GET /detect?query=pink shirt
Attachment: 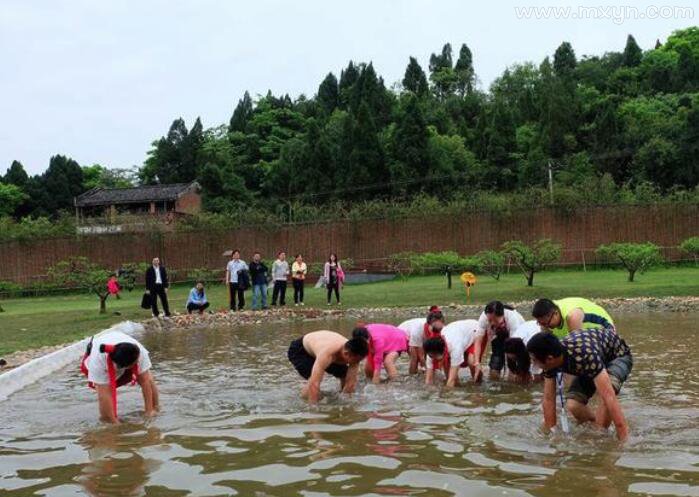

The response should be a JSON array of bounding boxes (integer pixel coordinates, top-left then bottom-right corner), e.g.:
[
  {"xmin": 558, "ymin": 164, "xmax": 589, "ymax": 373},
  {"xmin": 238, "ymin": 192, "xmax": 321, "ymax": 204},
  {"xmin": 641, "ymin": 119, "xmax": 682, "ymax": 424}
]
[{"xmin": 366, "ymin": 323, "xmax": 408, "ymax": 371}]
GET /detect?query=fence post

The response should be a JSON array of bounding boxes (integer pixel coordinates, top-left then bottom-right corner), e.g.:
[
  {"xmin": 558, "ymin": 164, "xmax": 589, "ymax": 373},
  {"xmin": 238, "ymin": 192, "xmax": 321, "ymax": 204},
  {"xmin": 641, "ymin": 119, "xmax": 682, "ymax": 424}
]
[{"xmin": 581, "ymin": 250, "xmax": 586, "ymax": 272}]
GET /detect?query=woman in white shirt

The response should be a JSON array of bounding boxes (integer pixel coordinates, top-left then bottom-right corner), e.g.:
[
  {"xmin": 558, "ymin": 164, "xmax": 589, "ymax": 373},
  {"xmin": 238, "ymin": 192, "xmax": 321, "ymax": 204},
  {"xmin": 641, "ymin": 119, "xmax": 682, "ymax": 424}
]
[
  {"xmin": 472, "ymin": 301, "xmax": 525, "ymax": 382},
  {"xmin": 398, "ymin": 306, "xmax": 445, "ymax": 374},
  {"xmin": 423, "ymin": 319, "xmax": 479, "ymax": 387},
  {"xmin": 504, "ymin": 320, "xmax": 543, "ymax": 382}
]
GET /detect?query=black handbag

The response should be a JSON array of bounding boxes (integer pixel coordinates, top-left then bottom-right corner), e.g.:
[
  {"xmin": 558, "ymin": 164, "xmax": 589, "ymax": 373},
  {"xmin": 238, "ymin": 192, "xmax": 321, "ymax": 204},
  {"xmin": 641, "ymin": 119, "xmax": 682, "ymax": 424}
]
[{"xmin": 140, "ymin": 292, "xmax": 152, "ymax": 309}]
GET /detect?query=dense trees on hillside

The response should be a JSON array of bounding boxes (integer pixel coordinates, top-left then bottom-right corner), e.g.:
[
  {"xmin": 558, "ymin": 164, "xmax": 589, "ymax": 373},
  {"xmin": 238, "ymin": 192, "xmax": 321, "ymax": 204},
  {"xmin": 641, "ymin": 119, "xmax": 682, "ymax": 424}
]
[{"xmin": 3, "ymin": 28, "xmax": 699, "ymax": 220}]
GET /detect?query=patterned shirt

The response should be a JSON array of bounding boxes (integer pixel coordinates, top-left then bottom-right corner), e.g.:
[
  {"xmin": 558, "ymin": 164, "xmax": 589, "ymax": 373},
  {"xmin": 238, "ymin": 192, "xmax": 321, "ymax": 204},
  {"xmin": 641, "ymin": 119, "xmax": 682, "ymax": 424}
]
[{"xmin": 544, "ymin": 327, "xmax": 631, "ymax": 379}]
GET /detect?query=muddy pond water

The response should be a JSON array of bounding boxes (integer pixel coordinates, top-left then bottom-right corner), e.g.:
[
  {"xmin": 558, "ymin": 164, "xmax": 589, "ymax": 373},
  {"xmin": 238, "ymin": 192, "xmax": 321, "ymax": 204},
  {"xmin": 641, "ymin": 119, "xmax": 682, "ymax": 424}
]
[{"xmin": 1, "ymin": 313, "xmax": 698, "ymax": 497}]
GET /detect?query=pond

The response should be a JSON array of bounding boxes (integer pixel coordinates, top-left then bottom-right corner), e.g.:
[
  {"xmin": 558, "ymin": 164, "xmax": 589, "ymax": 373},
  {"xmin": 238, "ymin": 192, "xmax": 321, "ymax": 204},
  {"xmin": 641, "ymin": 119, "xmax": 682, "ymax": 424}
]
[{"xmin": 1, "ymin": 313, "xmax": 698, "ymax": 497}]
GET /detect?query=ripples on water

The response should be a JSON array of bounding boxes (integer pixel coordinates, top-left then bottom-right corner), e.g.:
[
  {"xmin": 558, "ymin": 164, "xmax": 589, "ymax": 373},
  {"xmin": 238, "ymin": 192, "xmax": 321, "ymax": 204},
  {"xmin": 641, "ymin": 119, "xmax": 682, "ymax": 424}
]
[{"xmin": 1, "ymin": 314, "xmax": 698, "ymax": 496}]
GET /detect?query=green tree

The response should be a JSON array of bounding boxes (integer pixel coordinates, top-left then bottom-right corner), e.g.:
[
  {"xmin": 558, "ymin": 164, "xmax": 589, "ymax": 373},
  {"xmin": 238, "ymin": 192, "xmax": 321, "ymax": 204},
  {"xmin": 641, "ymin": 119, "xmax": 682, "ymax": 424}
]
[
  {"xmin": 4, "ymin": 160, "xmax": 28, "ymax": 187},
  {"xmin": 472, "ymin": 249, "xmax": 505, "ymax": 281},
  {"xmin": 317, "ymin": 72, "xmax": 339, "ymax": 115},
  {"xmin": 48, "ymin": 257, "xmax": 113, "ymax": 313},
  {"xmin": 429, "ymin": 43, "xmax": 457, "ymax": 99},
  {"xmin": 502, "ymin": 239, "xmax": 561, "ymax": 286},
  {"xmin": 553, "ymin": 41, "xmax": 577, "ymax": 78},
  {"xmin": 622, "ymin": 34, "xmax": 643, "ymax": 67},
  {"xmin": 402, "ymin": 56, "xmax": 429, "ymax": 96},
  {"xmin": 38, "ymin": 155, "xmax": 84, "ymax": 216},
  {"xmin": 229, "ymin": 91, "xmax": 254, "ymax": 133},
  {"xmin": 596, "ymin": 242, "xmax": 663, "ymax": 282},
  {"xmin": 454, "ymin": 43, "xmax": 475, "ymax": 96},
  {"xmin": 680, "ymin": 236, "xmax": 699, "ymax": 264},
  {"xmin": 0, "ymin": 183, "xmax": 27, "ymax": 216},
  {"xmin": 389, "ymin": 95, "xmax": 429, "ymax": 194}
]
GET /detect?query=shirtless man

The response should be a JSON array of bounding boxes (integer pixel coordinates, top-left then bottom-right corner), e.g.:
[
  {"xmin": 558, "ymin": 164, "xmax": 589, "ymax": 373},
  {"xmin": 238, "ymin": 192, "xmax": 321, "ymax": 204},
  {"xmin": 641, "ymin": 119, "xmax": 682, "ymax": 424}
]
[{"xmin": 287, "ymin": 330, "xmax": 369, "ymax": 403}]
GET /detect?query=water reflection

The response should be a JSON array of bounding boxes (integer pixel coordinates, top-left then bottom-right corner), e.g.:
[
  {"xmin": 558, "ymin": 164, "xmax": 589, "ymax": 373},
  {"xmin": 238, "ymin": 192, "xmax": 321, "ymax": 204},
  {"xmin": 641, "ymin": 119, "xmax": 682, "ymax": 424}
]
[{"xmin": 0, "ymin": 313, "xmax": 697, "ymax": 497}]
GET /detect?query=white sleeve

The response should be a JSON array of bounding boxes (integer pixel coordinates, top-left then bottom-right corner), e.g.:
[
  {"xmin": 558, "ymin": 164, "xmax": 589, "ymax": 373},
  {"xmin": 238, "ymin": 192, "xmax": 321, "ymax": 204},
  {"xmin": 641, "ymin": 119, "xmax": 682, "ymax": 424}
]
[
  {"xmin": 138, "ymin": 345, "xmax": 152, "ymax": 374},
  {"xmin": 476, "ymin": 312, "xmax": 488, "ymax": 337},
  {"xmin": 87, "ymin": 352, "xmax": 109, "ymax": 385},
  {"xmin": 509, "ymin": 311, "xmax": 526, "ymax": 332}
]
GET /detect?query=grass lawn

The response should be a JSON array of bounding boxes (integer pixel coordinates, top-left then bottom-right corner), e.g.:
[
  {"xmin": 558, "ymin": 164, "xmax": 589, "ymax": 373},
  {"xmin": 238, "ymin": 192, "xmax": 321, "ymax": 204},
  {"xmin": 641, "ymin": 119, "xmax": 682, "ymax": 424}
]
[{"xmin": 1, "ymin": 266, "xmax": 698, "ymax": 356}]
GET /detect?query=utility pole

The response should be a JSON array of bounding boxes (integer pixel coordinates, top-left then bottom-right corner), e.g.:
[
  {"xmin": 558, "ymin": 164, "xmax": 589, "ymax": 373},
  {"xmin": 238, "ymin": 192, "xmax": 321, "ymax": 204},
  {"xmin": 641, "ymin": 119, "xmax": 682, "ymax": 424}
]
[{"xmin": 547, "ymin": 160, "xmax": 554, "ymax": 205}]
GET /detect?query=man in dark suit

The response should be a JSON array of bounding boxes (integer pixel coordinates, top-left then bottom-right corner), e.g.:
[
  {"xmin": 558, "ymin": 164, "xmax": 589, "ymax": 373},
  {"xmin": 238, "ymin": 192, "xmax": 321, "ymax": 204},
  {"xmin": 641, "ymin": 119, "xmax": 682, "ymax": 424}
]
[{"xmin": 145, "ymin": 257, "xmax": 171, "ymax": 317}]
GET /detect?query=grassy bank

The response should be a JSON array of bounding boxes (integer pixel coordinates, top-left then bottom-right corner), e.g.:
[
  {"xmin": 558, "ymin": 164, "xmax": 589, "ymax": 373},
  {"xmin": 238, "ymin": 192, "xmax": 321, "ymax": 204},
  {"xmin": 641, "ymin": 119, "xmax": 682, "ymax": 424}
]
[{"xmin": 1, "ymin": 267, "xmax": 698, "ymax": 356}]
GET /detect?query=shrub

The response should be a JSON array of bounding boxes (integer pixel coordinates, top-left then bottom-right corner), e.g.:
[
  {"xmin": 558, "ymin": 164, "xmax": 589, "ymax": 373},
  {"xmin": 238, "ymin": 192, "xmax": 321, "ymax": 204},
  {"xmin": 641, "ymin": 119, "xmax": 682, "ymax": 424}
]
[
  {"xmin": 596, "ymin": 242, "xmax": 663, "ymax": 282},
  {"xmin": 680, "ymin": 236, "xmax": 699, "ymax": 263}
]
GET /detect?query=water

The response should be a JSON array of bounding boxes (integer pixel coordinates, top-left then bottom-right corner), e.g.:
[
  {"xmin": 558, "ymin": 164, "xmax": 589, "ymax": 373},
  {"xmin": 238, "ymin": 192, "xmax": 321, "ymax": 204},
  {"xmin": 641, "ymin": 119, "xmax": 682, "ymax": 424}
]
[{"xmin": 1, "ymin": 313, "xmax": 698, "ymax": 497}]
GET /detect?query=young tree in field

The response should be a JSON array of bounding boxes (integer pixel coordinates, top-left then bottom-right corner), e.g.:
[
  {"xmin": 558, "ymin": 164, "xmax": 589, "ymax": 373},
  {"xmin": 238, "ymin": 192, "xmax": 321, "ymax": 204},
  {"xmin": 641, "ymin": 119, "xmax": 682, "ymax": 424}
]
[
  {"xmin": 502, "ymin": 239, "xmax": 561, "ymax": 286},
  {"xmin": 49, "ymin": 257, "xmax": 113, "ymax": 313},
  {"xmin": 679, "ymin": 236, "xmax": 699, "ymax": 265},
  {"xmin": 472, "ymin": 250, "xmax": 505, "ymax": 281},
  {"xmin": 596, "ymin": 242, "xmax": 663, "ymax": 282}
]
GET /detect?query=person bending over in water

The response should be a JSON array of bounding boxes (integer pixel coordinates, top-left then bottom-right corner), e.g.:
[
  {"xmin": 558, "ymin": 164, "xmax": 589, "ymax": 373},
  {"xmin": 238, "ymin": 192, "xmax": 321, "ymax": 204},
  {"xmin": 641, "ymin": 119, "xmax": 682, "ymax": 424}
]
[
  {"xmin": 398, "ymin": 306, "xmax": 445, "ymax": 374},
  {"xmin": 287, "ymin": 331, "xmax": 368, "ymax": 403},
  {"xmin": 503, "ymin": 320, "xmax": 543, "ymax": 383},
  {"xmin": 527, "ymin": 327, "xmax": 632, "ymax": 441},
  {"xmin": 532, "ymin": 297, "xmax": 614, "ymax": 338},
  {"xmin": 472, "ymin": 301, "xmax": 525, "ymax": 382},
  {"xmin": 423, "ymin": 319, "xmax": 479, "ymax": 387},
  {"xmin": 80, "ymin": 330, "xmax": 159, "ymax": 424},
  {"xmin": 353, "ymin": 324, "xmax": 408, "ymax": 384}
]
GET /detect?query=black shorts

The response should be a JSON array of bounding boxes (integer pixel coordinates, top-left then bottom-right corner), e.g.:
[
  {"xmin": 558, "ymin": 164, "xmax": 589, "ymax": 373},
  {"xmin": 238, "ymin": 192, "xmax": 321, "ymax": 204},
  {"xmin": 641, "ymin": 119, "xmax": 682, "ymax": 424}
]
[
  {"xmin": 489, "ymin": 334, "xmax": 506, "ymax": 372},
  {"xmin": 287, "ymin": 338, "xmax": 348, "ymax": 379}
]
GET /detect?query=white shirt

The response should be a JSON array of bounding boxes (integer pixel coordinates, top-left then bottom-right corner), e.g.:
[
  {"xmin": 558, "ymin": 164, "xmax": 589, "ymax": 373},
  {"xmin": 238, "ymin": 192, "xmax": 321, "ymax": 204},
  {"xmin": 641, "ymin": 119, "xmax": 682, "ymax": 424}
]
[
  {"xmin": 86, "ymin": 331, "xmax": 151, "ymax": 385},
  {"xmin": 510, "ymin": 320, "xmax": 543, "ymax": 375},
  {"xmin": 226, "ymin": 259, "xmax": 248, "ymax": 283},
  {"xmin": 426, "ymin": 319, "xmax": 479, "ymax": 369},
  {"xmin": 398, "ymin": 318, "xmax": 426, "ymax": 347},
  {"xmin": 476, "ymin": 308, "xmax": 525, "ymax": 342},
  {"xmin": 153, "ymin": 266, "xmax": 162, "ymax": 285}
]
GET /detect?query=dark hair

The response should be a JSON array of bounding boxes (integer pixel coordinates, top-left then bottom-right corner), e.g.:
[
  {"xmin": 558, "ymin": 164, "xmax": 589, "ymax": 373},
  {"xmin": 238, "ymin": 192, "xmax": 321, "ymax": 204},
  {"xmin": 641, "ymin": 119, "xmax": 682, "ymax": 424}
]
[
  {"xmin": 253, "ymin": 251, "xmax": 261, "ymax": 256},
  {"xmin": 504, "ymin": 337, "xmax": 531, "ymax": 374},
  {"xmin": 352, "ymin": 326, "xmax": 370, "ymax": 341},
  {"xmin": 328, "ymin": 253, "xmax": 338, "ymax": 263},
  {"xmin": 196, "ymin": 279, "xmax": 205, "ymax": 285},
  {"xmin": 345, "ymin": 337, "xmax": 369, "ymax": 357},
  {"xmin": 110, "ymin": 343, "xmax": 140, "ymax": 368},
  {"xmin": 484, "ymin": 300, "xmax": 515, "ymax": 317},
  {"xmin": 426, "ymin": 310, "xmax": 444, "ymax": 324},
  {"xmin": 277, "ymin": 251, "xmax": 285, "ymax": 256},
  {"xmin": 232, "ymin": 249, "xmax": 240, "ymax": 256},
  {"xmin": 526, "ymin": 332, "xmax": 564, "ymax": 362},
  {"xmin": 532, "ymin": 299, "xmax": 558, "ymax": 319},
  {"xmin": 295, "ymin": 253, "xmax": 302, "ymax": 259},
  {"xmin": 423, "ymin": 337, "xmax": 446, "ymax": 355}
]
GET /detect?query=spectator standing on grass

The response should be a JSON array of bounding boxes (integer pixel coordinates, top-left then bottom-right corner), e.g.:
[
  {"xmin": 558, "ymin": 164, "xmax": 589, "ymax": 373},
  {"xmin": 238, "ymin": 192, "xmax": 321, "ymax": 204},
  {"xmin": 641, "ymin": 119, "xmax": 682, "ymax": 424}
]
[
  {"xmin": 186, "ymin": 280, "xmax": 210, "ymax": 314},
  {"xmin": 271, "ymin": 251, "xmax": 289, "ymax": 306},
  {"xmin": 249, "ymin": 252, "xmax": 269, "ymax": 310},
  {"xmin": 292, "ymin": 254, "xmax": 307, "ymax": 306},
  {"xmin": 225, "ymin": 249, "xmax": 248, "ymax": 311},
  {"xmin": 324, "ymin": 253, "xmax": 343, "ymax": 305},
  {"xmin": 145, "ymin": 257, "xmax": 171, "ymax": 318}
]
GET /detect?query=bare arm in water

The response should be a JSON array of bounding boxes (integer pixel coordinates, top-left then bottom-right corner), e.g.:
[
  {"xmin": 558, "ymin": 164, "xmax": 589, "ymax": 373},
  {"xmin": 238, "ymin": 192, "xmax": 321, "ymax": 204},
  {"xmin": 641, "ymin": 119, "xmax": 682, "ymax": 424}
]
[
  {"xmin": 96, "ymin": 384, "xmax": 118, "ymax": 424},
  {"xmin": 306, "ymin": 350, "xmax": 333, "ymax": 404},
  {"xmin": 138, "ymin": 370, "xmax": 159, "ymax": 417},
  {"xmin": 342, "ymin": 363, "xmax": 360, "ymax": 394},
  {"xmin": 542, "ymin": 376, "xmax": 557, "ymax": 432},
  {"xmin": 594, "ymin": 370, "xmax": 628, "ymax": 441}
]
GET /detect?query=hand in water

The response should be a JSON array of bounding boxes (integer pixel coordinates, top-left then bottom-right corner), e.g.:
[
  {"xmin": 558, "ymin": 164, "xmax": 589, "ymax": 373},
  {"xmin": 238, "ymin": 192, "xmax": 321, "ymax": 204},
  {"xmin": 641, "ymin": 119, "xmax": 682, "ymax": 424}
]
[{"xmin": 472, "ymin": 366, "xmax": 483, "ymax": 383}]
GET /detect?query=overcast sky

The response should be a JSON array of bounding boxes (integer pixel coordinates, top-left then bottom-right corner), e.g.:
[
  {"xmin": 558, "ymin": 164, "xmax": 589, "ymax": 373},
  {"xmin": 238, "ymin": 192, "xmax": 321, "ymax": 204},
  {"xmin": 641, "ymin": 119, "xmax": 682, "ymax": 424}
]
[{"xmin": 1, "ymin": 0, "xmax": 695, "ymax": 175}]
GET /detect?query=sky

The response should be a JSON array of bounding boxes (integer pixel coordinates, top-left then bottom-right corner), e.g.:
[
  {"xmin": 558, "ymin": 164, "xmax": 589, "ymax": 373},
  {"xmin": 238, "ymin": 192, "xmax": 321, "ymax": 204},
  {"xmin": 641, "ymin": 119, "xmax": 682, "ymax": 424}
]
[{"xmin": 0, "ymin": 0, "xmax": 695, "ymax": 175}]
